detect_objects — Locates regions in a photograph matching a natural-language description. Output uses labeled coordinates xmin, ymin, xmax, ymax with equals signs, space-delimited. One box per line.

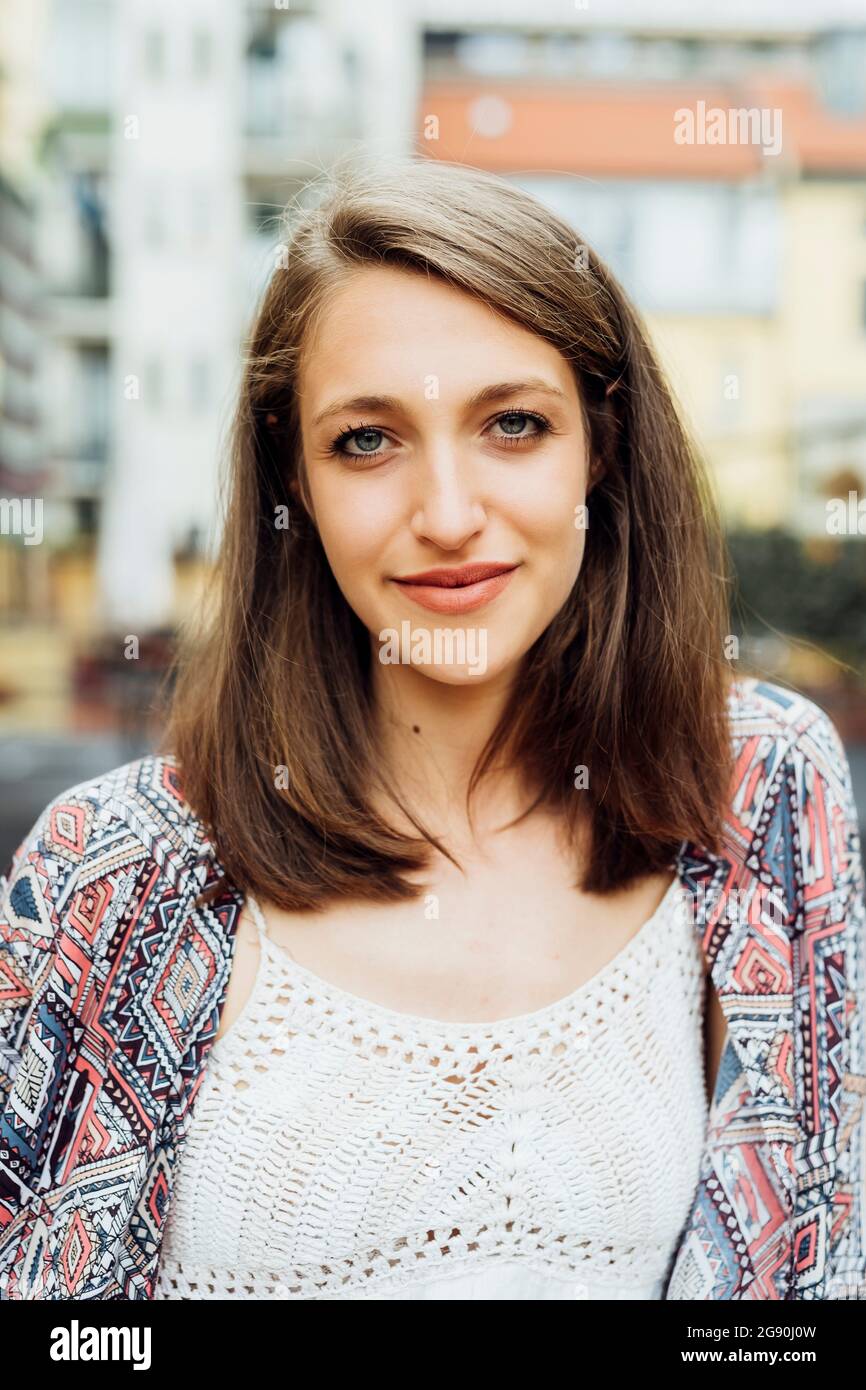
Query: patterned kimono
xmin=1 ymin=677 xmax=864 ymax=1299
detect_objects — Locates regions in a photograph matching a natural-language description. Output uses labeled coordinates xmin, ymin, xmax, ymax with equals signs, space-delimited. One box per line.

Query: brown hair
xmin=161 ymin=154 xmax=736 ymax=910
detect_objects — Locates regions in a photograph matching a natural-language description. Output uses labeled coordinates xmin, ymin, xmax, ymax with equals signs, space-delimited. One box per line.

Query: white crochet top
xmin=154 ymin=876 xmax=708 ymax=1300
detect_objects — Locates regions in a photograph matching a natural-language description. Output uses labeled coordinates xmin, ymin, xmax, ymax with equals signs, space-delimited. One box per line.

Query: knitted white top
xmin=153 ymin=876 xmax=708 ymax=1300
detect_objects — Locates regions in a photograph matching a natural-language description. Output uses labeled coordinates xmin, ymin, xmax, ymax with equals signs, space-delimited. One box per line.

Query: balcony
xmin=243 ymin=17 xmax=357 ymax=176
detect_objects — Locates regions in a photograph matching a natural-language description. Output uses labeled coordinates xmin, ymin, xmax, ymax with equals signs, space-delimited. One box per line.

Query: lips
xmin=391 ymin=562 xmax=519 ymax=614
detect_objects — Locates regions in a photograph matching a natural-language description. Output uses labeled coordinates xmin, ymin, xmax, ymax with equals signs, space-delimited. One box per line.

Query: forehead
xmin=298 ymin=265 xmax=577 ymax=403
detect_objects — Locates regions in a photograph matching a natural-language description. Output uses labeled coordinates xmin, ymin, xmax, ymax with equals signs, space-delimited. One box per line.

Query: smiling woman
xmin=167 ymin=155 xmax=736 ymax=910
xmin=2 ymin=155 xmax=863 ymax=1303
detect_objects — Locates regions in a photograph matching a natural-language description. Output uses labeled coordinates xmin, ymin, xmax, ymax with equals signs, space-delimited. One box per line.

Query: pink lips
xmin=391 ymin=563 xmax=519 ymax=614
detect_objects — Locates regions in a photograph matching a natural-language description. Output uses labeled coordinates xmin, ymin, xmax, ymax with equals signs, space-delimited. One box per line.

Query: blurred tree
xmin=726 ymin=527 xmax=866 ymax=671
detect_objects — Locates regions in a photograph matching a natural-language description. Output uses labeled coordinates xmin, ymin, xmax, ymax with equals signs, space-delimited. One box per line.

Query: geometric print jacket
xmin=0 ymin=676 xmax=864 ymax=1300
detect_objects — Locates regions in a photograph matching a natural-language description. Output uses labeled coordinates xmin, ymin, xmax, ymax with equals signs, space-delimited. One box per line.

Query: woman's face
xmin=297 ymin=265 xmax=589 ymax=685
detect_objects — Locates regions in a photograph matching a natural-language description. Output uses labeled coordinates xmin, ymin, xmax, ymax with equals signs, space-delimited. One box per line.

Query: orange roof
xmin=415 ymin=79 xmax=866 ymax=178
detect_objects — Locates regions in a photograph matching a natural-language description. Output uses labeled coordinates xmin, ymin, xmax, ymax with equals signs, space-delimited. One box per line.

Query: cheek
xmin=510 ymin=460 xmax=586 ymax=551
xmin=510 ymin=460 xmax=587 ymax=601
xmin=315 ymin=518 xmax=368 ymax=589
xmin=310 ymin=476 xmax=397 ymax=589
xmin=537 ymin=522 xmax=585 ymax=606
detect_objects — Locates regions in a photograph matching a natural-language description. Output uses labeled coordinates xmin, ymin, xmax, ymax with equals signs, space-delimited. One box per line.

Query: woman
xmin=1 ymin=157 xmax=864 ymax=1301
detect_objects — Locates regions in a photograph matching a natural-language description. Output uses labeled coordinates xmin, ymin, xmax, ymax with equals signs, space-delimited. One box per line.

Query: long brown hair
xmin=161 ymin=154 xmax=736 ymax=910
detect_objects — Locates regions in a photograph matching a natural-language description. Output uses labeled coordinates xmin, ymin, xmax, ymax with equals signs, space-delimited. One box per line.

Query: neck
xmin=370 ymin=658 xmax=531 ymax=841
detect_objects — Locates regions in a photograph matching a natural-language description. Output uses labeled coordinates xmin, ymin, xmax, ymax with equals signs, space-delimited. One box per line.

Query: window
xmin=192 ymin=28 xmax=212 ymax=78
xmin=144 ymin=360 xmax=163 ymax=410
xmin=75 ymin=496 xmax=98 ymax=535
xmin=143 ymin=29 xmax=165 ymax=79
xmin=143 ymin=181 xmax=168 ymax=247
xmin=189 ymin=358 xmax=210 ymax=411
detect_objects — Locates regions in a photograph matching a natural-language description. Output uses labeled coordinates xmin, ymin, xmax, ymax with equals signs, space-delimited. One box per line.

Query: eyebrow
xmin=311 ymin=379 xmax=568 ymax=429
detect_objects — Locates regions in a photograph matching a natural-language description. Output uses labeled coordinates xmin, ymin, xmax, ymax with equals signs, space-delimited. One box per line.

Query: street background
xmin=2 ymin=0 xmax=866 ymax=861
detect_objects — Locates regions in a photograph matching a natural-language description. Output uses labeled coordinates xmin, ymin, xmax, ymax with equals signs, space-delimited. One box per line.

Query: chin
xmin=407 ymin=647 xmax=522 ymax=685
xmin=411 ymin=662 xmax=496 ymax=686
xmin=373 ymin=612 xmax=527 ymax=685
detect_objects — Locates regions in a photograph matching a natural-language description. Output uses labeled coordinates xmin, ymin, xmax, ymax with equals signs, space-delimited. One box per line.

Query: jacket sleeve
xmin=789 ymin=704 xmax=866 ymax=1299
xmin=0 ymin=796 xmax=83 ymax=1234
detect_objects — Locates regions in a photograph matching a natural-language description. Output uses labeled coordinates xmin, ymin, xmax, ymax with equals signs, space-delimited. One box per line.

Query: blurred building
xmin=1 ymin=0 xmax=865 ymax=739
xmin=417 ymin=12 xmax=866 ymax=534
xmin=0 ymin=0 xmax=50 ymax=623
xmin=33 ymin=0 xmax=418 ymax=639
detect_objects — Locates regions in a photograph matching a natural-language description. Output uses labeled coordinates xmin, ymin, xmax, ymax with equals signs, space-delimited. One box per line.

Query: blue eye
xmin=351 ymin=429 xmax=384 ymax=453
xmin=329 ymin=424 xmax=393 ymax=460
xmin=327 ymin=407 xmax=553 ymax=464
xmin=491 ymin=411 xmax=549 ymax=441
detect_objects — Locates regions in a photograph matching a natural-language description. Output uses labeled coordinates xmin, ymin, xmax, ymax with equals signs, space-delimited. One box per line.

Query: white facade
xmin=95 ymin=1 xmax=244 ymax=627
xmin=94 ymin=0 xmax=420 ymax=628
xmin=33 ymin=0 xmax=866 ymax=624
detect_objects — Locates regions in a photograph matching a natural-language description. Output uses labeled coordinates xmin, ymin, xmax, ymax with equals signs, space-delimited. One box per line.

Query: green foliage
xmin=726 ymin=527 xmax=866 ymax=665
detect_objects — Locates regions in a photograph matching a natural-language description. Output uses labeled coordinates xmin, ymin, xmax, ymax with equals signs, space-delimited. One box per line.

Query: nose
xmin=409 ymin=448 xmax=487 ymax=552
